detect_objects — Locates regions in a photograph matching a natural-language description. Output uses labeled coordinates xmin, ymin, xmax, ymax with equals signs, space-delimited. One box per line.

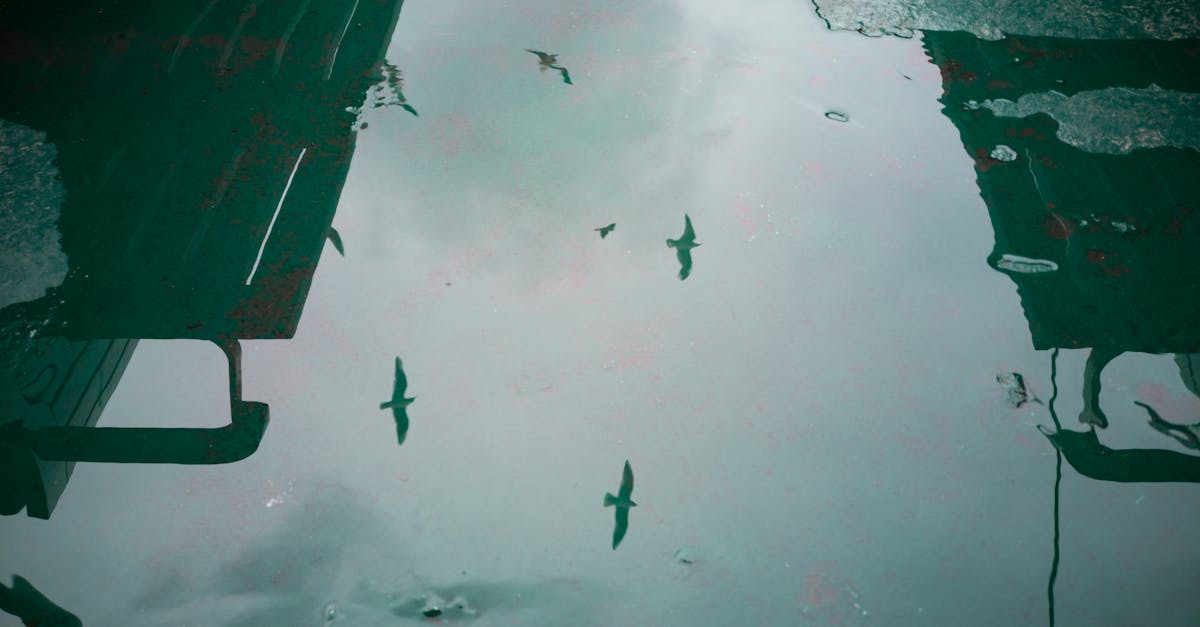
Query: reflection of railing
xmin=1039 ymin=424 xmax=1200 ymax=483
xmin=1 ymin=340 xmax=270 ymax=518
xmin=8 ymin=340 xmax=267 ymax=465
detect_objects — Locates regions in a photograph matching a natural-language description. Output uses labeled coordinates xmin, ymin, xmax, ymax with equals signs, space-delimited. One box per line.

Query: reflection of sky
xmin=4 ymin=1 xmax=1200 ymax=625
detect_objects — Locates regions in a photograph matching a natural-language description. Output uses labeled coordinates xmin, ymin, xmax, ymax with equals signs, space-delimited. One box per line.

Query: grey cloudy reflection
xmin=6 ymin=0 xmax=1200 ymax=625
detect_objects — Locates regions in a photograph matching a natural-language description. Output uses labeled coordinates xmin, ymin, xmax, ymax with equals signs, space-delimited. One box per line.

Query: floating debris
xmin=995 ymin=254 xmax=1058 ymax=274
xmin=369 ymin=62 xmax=419 ymax=116
xmin=417 ymin=593 xmax=476 ymax=619
xmin=997 ymin=372 xmax=1043 ymax=408
xmin=824 ymin=110 xmax=850 ymax=123
xmin=673 ymin=545 xmax=704 ymax=564
xmin=990 ymin=144 xmax=1018 ymax=161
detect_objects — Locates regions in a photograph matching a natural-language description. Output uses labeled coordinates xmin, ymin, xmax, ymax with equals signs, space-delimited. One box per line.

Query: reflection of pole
xmin=1046 ymin=348 xmax=1062 ymax=627
xmin=16 ymin=339 xmax=269 ymax=464
xmin=1080 ymin=346 xmax=1121 ymax=428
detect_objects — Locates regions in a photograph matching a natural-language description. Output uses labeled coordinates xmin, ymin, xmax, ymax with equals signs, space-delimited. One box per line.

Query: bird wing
xmin=327 ymin=227 xmax=345 ymax=256
xmin=682 ymin=214 xmax=696 ymax=240
xmin=612 ymin=507 xmax=629 ymax=549
xmin=676 ymin=248 xmax=693 ymax=280
xmin=525 ymin=49 xmax=549 ymax=60
xmin=392 ymin=356 xmax=408 ymax=398
xmin=393 ymin=413 xmax=410 ymax=446
xmin=558 ymin=67 xmax=573 ymax=85
xmin=618 ymin=460 xmax=634 ymax=499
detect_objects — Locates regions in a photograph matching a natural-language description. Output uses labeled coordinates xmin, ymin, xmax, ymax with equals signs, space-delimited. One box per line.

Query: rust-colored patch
xmin=223 ymin=36 xmax=284 ymax=75
xmin=1103 ymin=265 xmax=1129 ymax=277
xmin=1037 ymin=155 xmax=1061 ymax=169
xmin=986 ymin=79 xmax=1013 ymax=89
xmin=1007 ymin=38 xmax=1049 ymax=65
xmin=1005 ymin=126 xmax=1046 ymax=141
xmin=971 ymin=147 xmax=1003 ymax=172
xmin=227 ymin=264 xmax=310 ymax=338
xmin=939 ymin=58 xmax=976 ymax=84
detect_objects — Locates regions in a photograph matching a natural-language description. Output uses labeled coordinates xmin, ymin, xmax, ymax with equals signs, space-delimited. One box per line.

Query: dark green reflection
xmin=924 ymin=30 xmax=1200 ymax=480
xmin=0 ymin=0 xmax=405 ymax=519
xmin=0 ymin=575 xmax=80 ymax=627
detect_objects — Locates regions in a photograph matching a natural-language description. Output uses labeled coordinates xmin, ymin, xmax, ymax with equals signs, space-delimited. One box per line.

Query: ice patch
xmin=0 ymin=118 xmax=69 ymax=309
xmin=989 ymin=144 xmax=1017 ymax=162
xmin=995 ymin=254 xmax=1058 ymax=274
xmin=979 ymin=85 xmax=1200 ymax=154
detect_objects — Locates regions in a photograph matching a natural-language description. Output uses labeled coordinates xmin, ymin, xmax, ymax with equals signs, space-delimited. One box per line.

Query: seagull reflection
xmin=380 ymin=356 xmax=416 ymax=446
xmin=666 ymin=214 xmax=700 ymax=280
xmin=603 ymin=460 xmax=637 ymax=549
xmin=525 ymin=49 xmax=572 ymax=85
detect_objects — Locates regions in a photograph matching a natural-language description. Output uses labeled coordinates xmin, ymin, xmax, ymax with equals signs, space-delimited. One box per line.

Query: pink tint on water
xmin=1137 ymin=382 xmax=1200 ymax=415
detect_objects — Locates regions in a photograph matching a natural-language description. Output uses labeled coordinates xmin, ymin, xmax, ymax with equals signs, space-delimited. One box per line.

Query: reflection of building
xmin=0 ymin=0 xmax=405 ymax=518
xmin=921 ymin=31 xmax=1200 ymax=354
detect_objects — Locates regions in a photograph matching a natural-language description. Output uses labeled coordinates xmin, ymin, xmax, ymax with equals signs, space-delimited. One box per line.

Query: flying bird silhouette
xmin=525 ymin=49 xmax=558 ymax=65
xmin=525 ymin=49 xmax=573 ymax=85
xmin=595 ymin=223 xmax=616 ymax=239
xmin=603 ymin=460 xmax=637 ymax=549
xmin=327 ymin=227 xmax=345 ymax=256
xmin=380 ymin=356 xmax=416 ymax=446
xmin=666 ymin=214 xmax=700 ymax=280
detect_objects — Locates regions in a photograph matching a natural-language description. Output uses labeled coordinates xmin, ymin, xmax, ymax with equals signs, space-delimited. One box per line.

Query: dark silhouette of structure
xmin=0 ymin=0 xmax=407 ymax=518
